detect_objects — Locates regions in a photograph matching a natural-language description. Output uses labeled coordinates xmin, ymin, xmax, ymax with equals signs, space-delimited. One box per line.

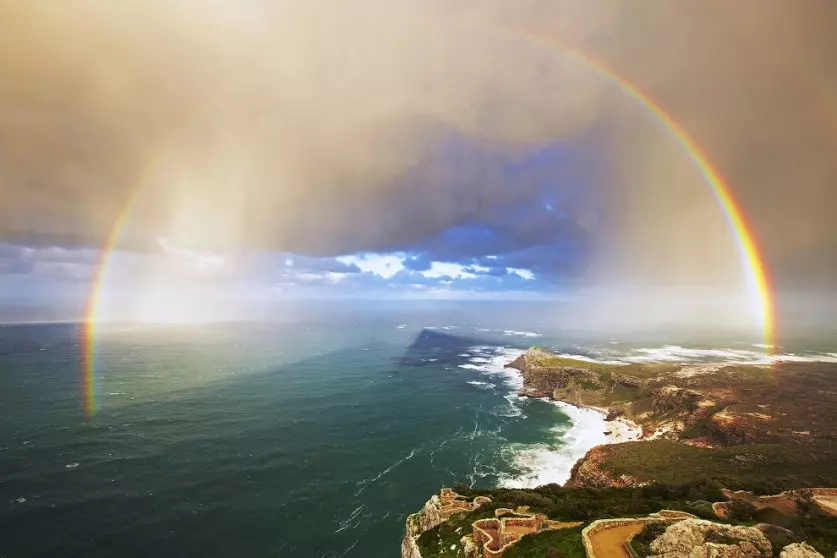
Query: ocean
xmin=2 ymin=301 xmax=836 ymax=557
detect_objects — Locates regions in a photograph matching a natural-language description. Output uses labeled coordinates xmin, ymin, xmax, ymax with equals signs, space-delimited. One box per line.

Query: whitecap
xmin=467 ymin=380 xmax=494 ymax=390
xmin=621 ymin=345 xmax=837 ymax=365
xmin=502 ymin=330 xmax=543 ymax=337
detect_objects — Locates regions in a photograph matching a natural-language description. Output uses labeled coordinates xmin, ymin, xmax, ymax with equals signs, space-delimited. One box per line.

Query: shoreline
xmin=503 ymin=396 xmax=644 ymax=488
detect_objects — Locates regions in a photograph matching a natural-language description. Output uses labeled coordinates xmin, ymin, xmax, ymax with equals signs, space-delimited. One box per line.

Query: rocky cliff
xmin=401 ymin=493 xmax=449 ymax=558
xmin=503 ymin=347 xmax=837 ymax=491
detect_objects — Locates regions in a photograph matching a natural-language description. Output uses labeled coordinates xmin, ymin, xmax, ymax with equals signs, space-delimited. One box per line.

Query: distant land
xmin=403 ymin=347 xmax=837 ymax=557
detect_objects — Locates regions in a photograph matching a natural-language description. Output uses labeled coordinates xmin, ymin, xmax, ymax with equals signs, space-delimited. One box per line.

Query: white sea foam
xmin=499 ymin=401 xmax=641 ymax=488
xmin=503 ymin=330 xmax=543 ymax=337
xmin=457 ymin=347 xmax=525 ymax=391
xmin=553 ymin=352 xmax=627 ymax=366
xmin=458 ymin=344 xmax=643 ymax=488
xmin=621 ymin=345 xmax=837 ymax=364
xmin=467 ymin=380 xmax=494 ymax=390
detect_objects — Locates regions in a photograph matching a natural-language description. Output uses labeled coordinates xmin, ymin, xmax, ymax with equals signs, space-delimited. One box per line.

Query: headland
xmin=403 ymin=347 xmax=837 ymax=557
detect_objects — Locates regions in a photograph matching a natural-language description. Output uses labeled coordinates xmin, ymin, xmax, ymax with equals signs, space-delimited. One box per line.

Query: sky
xmin=1 ymin=1 xmax=836 ymax=329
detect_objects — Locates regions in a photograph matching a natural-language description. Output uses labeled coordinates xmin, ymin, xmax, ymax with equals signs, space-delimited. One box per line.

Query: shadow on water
xmin=0 ymin=324 xmax=523 ymax=557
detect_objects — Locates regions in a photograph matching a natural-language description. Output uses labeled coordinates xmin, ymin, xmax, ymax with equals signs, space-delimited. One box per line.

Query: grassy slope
xmin=597 ymin=440 xmax=837 ymax=494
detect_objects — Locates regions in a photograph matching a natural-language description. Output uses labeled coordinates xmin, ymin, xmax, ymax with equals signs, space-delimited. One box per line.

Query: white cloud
xmin=421 ymin=261 xmax=478 ymax=279
xmin=296 ymin=271 xmax=346 ymax=284
xmin=508 ymin=267 xmax=534 ymax=280
xmin=336 ymin=252 xmax=405 ymax=278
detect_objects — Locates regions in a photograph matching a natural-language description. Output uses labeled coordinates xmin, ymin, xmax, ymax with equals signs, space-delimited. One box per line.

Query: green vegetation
xmin=416 ymin=502 xmax=504 ymax=558
xmin=629 ymin=522 xmax=667 ymax=557
xmin=788 ymin=494 xmax=837 ymax=556
xmin=597 ymin=440 xmax=837 ymax=494
xmin=416 ymin=354 xmax=837 ymax=556
xmin=502 ymin=526 xmax=586 ymax=558
xmin=680 ymin=417 xmax=712 ymax=439
xmin=418 ymin=482 xmax=724 ymax=558
xmin=417 ymin=482 xmax=837 ymax=557
xmin=462 ymin=481 xmax=724 ymax=521
xmin=534 ymin=355 xmax=614 ymax=370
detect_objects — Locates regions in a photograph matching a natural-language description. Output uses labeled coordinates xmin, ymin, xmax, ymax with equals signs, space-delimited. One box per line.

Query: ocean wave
xmin=621 ymin=345 xmax=837 ymax=364
xmin=503 ymin=330 xmax=543 ymax=337
xmin=497 ymin=401 xmax=640 ymax=488
xmin=467 ymin=380 xmax=494 ymax=390
xmin=458 ymin=346 xmax=525 ymax=391
xmin=354 ymin=446 xmax=422 ymax=496
xmin=552 ymin=352 xmax=627 ymax=366
xmin=334 ymin=504 xmax=366 ymax=533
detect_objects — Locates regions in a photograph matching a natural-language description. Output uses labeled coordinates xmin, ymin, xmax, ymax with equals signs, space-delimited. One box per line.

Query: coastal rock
xmin=461 ymin=535 xmax=479 ymax=558
xmin=652 ymin=386 xmax=706 ymax=413
xmin=606 ymin=407 xmax=625 ymax=421
xmin=649 ymin=519 xmax=772 ymax=558
xmin=401 ymin=494 xmax=445 ymax=558
xmin=613 ymin=372 xmax=645 ymax=388
xmin=565 ymin=444 xmax=640 ymax=488
xmin=778 ymin=542 xmax=824 ymax=558
xmin=401 ymin=523 xmax=423 ymax=558
xmin=708 ymin=409 xmax=769 ymax=445
xmin=416 ymin=494 xmax=445 ymax=533
xmin=755 ymin=524 xmax=795 ymax=551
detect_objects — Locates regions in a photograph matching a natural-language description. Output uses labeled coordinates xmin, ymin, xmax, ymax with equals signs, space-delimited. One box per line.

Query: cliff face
xmin=400 ymin=523 xmax=423 ymax=558
xmin=564 ymin=444 xmax=641 ymax=489
xmin=507 ymin=347 xmax=837 ymax=490
xmin=401 ymin=494 xmax=447 ymax=558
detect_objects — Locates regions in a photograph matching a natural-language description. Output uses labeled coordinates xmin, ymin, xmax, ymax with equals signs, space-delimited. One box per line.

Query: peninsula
xmin=403 ymin=347 xmax=837 ymax=557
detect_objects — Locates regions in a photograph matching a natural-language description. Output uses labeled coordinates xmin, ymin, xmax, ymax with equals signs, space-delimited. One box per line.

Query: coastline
xmin=500 ymin=396 xmax=644 ymax=488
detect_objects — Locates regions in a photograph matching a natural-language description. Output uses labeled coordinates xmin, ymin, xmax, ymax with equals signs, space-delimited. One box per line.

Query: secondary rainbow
xmin=81 ymin=34 xmax=777 ymax=415
xmin=82 ymin=190 xmax=140 ymax=416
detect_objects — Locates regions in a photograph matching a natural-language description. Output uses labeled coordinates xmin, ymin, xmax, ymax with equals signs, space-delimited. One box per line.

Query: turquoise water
xmin=2 ymin=302 xmax=835 ymax=557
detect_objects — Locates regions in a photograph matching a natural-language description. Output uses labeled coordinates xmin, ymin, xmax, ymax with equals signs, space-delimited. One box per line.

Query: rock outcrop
xmin=506 ymin=347 xmax=605 ymax=398
xmin=649 ymin=519 xmax=773 ymax=558
xmin=401 ymin=494 xmax=445 ymax=558
xmin=401 ymin=524 xmax=423 ymax=558
xmin=565 ymin=444 xmax=640 ymax=488
xmin=401 ymin=490 xmax=491 ymax=558
xmin=778 ymin=542 xmax=825 ymax=558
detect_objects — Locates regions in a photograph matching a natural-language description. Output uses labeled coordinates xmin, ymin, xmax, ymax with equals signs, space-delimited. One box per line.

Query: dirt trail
xmin=589 ymin=522 xmax=644 ymax=558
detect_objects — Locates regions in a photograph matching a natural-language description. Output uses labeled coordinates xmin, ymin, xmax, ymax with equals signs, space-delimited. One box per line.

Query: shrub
xmin=630 ymin=522 xmax=668 ymax=557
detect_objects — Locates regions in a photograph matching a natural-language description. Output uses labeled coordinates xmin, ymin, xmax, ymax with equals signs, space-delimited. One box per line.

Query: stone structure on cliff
xmin=401 ymin=489 xmax=492 ymax=558
xmin=469 ymin=508 xmax=582 ymax=558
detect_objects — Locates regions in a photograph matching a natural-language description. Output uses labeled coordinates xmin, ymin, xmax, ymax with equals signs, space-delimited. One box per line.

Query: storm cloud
xmin=1 ymin=0 xmax=836 ymax=316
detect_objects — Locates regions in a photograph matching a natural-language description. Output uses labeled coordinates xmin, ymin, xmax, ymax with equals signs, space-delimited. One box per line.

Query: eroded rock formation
xmin=649 ymin=519 xmax=772 ymax=558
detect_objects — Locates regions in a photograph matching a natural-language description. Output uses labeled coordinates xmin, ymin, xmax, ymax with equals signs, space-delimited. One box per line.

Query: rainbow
xmin=81 ymin=31 xmax=777 ymax=416
xmin=497 ymin=28 xmax=777 ymax=351
xmin=82 ymin=190 xmax=140 ymax=416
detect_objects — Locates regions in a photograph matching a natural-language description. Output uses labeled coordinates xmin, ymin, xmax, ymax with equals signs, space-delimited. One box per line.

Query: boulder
xmin=779 ymin=542 xmax=824 ymax=558
xmin=649 ymin=519 xmax=772 ymax=558
xmin=755 ymin=524 xmax=795 ymax=552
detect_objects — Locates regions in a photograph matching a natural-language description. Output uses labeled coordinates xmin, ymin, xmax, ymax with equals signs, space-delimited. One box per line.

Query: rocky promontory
xmin=504 ymin=347 xmax=837 ymax=491
xmin=402 ymin=348 xmax=837 ymax=557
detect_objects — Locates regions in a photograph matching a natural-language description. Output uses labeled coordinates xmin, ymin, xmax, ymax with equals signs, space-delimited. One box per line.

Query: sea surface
xmin=2 ymin=301 xmax=836 ymax=557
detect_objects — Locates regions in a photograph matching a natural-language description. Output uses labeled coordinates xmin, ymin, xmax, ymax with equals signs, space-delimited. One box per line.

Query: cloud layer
xmin=1 ymin=0 xmax=836 ymax=324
